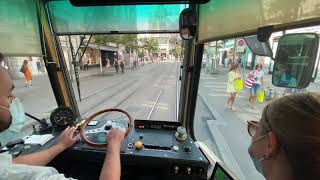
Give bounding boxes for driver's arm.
[13,126,79,166]
[99,128,124,180]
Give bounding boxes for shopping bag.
[245,77,254,88]
[235,79,244,91]
[258,90,265,103]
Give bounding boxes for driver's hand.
[57,126,80,149]
[107,128,124,150]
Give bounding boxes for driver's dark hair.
[0,53,4,62]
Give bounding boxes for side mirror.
[179,8,197,40]
[272,33,319,89]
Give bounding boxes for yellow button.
[134,141,143,150]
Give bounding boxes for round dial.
[50,106,75,128]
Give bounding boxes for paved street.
[13,62,180,121]
[195,65,320,180]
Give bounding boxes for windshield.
[194,26,320,180]
[60,34,182,121]
[47,1,187,34]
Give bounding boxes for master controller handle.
[175,126,187,141]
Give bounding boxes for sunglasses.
[247,120,259,137]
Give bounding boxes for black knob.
[105,124,112,130]
[184,146,192,153]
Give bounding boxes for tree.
[92,34,139,53]
[142,38,160,54]
[171,46,183,60]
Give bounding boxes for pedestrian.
[133,60,137,70]
[21,60,32,87]
[114,58,119,73]
[36,60,41,72]
[226,63,241,111]
[0,53,8,70]
[224,57,228,68]
[119,59,125,73]
[105,57,110,70]
[248,64,264,108]
[83,55,89,71]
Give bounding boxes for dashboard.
[1,106,243,180]
[11,116,209,180]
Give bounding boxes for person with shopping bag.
[247,64,264,108]
[226,63,242,111]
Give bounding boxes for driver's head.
[0,67,15,132]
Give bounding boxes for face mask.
[182,34,189,39]
[0,98,26,145]
[248,145,263,174]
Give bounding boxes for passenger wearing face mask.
[0,67,124,180]
[247,93,320,180]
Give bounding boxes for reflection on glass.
[272,33,319,88]
[211,163,234,180]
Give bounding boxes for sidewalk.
[197,65,320,179]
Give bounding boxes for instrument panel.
[71,120,209,180]
[9,118,209,180]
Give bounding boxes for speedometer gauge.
[50,106,76,129]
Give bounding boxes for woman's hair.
[229,63,239,72]
[260,93,320,179]
[23,60,28,65]
[255,64,262,69]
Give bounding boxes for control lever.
[175,126,187,141]
[6,138,24,149]
[25,113,52,134]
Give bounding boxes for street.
[14,62,180,122]
[13,62,320,180]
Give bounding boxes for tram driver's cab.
[1,0,320,180]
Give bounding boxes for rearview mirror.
[272,33,319,89]
[179,8,197,40]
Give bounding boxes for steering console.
[80,108,134,148]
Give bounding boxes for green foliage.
[171,45,183,59]
[141,38,160,54]
[93,34,139,53]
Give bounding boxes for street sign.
[236,38,246,52]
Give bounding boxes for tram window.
[211,162,238,180]
[61,34,182,122]
[194,27,320,180]
[0,56,57,145]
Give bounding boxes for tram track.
[146,63,178,121]
[79,64,162,116]
[81,62,180,122]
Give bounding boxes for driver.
[0,66,124,180]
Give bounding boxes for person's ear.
[265,132,280,159]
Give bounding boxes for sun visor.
[199,0,320,42]
[0,0,42,56]
[47,1,187,35]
